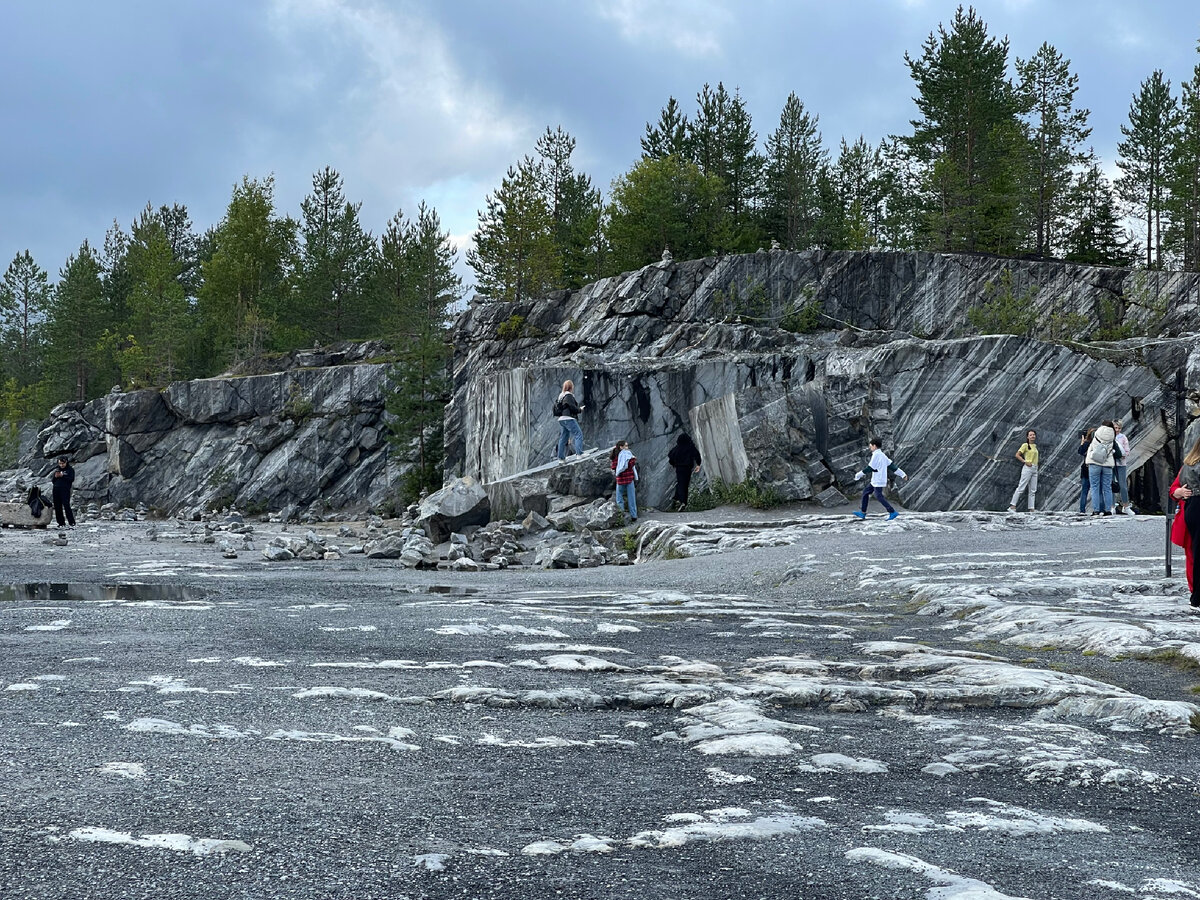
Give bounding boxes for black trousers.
[53,490,75,527]
[1186,498,1200,605]
[673,466,693,506]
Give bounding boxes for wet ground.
[1,511,1198,899]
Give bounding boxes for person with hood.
[51,456,76,527]
[1170,434,1200,607]
[852,437,907,520]
[667,433,702,511]
[611,440,638,523]
[1086,420,1122,516]
[554,380,585,460]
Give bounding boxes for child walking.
[852,438,907,520]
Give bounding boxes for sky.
[3,0,1199,292]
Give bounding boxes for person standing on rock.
[1086,421,1122,516]
[1113,419,1132,514]
[1007,429,1038,513]
[555,380,585,460]
[612,440,638,523]
[852,438,906,521]
[51,456,76,527]
[667,433,702,511]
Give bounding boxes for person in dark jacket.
[51,456,76,527]
[555,380,585,460]
[667,434,702,511]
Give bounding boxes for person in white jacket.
[852,438,907,520]
[1113,419,1132,514]
[1087,421,1121,515]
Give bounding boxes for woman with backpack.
[554,380,585,460]
[1086,421,1122,516]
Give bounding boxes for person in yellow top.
[1007,429,1039,512]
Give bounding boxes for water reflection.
[0,583,209,604]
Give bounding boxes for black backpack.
[552,397,565,417]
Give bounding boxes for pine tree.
[1015,42,1092,257]
[380,202,462,500]
[197,176,296,365]
[763,93,828,250]
[641,97,690,159]
[467,157,559,302]
[124,209,192,385]
[1063,163,1134,267]
[44,241,107,402]
[1168,46,1200,270]
[0,250,51,388]
[534,126,604,288]
[296,166,378,343]
[688,83,762,250]
[1117,70,1179,268]
[901,6,1026,253]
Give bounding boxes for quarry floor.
[2,509,1199,900]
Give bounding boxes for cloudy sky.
[3,0,1199,290]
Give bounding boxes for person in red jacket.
[1170,435,1200,606]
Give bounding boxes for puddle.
[0,583,210,604]
[393,585,482,597]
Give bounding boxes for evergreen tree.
[688,83,762,250]
[44,241,107,403]
[534,126,604,288]
[826,137,899,251]
[296,166,378,343]
[1015,42,1092,257]
[641,97,690,159]
[762,93,828,250]
[1117,70,1179,268]
[380,202,463,500]
[0,250,51,388]
[467,156,559,302]
[605,155,725,271]
[1063,163,1134,267]
[197,176,296,365]
[1168,46,1200,270]
[124,209,192,385]
[901,6,1027,253]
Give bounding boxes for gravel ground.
[2,509,1198,900]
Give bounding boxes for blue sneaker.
[888,511,900,521]
[852,510,866,519]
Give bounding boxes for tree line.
[469,6,1200,302]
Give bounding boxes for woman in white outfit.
[1113,419,1132,514]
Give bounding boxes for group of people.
[1006,421,1133,516]
[556,380,703,523]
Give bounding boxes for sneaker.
[888,511,900,521]
[1007,506,1016,513]
[852,510,866,519]
[1124,507,1136,516]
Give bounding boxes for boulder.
[0,501,52,528]
[416,477,491,543]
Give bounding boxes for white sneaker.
[1007,506,1016,513]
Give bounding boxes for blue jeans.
[556,418,584,459]
[1089,464,1113,513]
[1114,464,1128,505]
[860,485,895,514]
[616,481,637,519]
[1078,475,1090,512]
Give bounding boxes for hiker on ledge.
[554,380,585,460]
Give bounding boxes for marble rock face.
[13,360,398,517]
[448,250,1200,512]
